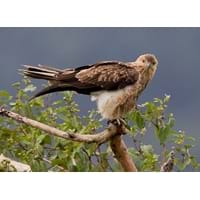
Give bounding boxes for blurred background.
[0,28,199,163]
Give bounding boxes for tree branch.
[0,106,117,144]
[0,106,138,172]
[111,134,138,172]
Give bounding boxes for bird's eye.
[142,59,145,63]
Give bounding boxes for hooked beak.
[147,62,152,68]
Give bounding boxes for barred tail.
[21,64,80,100]
[22,65,63,80]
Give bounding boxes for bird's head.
[136,53,158,79]
[136,53,158,69]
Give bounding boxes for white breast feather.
[91,89,126,119]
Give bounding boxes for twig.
[133,137,143,154]
[160,144,167,165]
[42,157,68,172]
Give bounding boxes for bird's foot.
[107,118,127,127]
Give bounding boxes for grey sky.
[0,28,199,164]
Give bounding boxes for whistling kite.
[23,54,158,122]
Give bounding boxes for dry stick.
[0,106,138,172]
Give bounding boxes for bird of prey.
[22,54,158,123]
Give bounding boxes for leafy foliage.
[0,78,199,171]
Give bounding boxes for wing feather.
[75,61,139,91]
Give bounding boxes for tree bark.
[111,135,138,172]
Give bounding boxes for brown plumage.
[22,53,158,120]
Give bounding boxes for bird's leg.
[107,118,127,127]
[107,118,129,135]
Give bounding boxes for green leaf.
[163,94,171,103]
[0,90,12,103]
[134,111,145,129]
[36,134,49,145]
[141,145,154,154]
[12,82,21,88]
[23,84,36,92]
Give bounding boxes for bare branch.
[0,106,118,144]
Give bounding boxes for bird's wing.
[57,61,139,92]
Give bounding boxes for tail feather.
[23,65,63,80]
[21,64,81,100]
[37,64,64,73]
[29,83,75,100]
